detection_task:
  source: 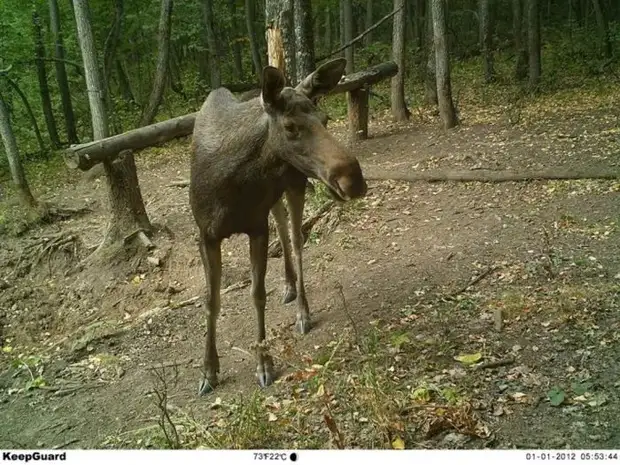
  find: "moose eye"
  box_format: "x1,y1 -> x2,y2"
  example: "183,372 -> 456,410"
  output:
284,122 -> 299,137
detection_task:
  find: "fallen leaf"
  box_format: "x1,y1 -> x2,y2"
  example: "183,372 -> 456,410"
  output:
268,412 -> 278,422
454,352 -> 483,365
548,387 -> 566,407
511,392 -> 528,402
316,384 -> 325,398
391,436 -> 405,450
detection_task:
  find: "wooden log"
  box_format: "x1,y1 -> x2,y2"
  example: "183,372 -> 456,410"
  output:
63,63 -> 398,171
64,113 -> 197,170
347,87 -> 369,140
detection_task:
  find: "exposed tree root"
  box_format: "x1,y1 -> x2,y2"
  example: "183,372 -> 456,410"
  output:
9,231 -> 82,277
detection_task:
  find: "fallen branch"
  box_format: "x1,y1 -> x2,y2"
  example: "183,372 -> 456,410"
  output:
365,168 -> 620,183
445,266 -> 497,300
268,201 -> 335,258
475,357 -> 515,370
316,6 -> 403,62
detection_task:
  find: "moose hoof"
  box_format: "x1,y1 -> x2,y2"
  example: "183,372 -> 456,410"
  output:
256,358 -> 275,388
296,316 -> 311,335
282,285 -> 297,304
198,377 -> 217,396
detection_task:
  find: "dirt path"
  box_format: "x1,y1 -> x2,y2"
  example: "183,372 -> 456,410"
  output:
1,98 -> 619,449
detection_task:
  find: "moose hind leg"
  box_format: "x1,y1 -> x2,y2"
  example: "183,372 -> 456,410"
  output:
285,186 -> 311,334
198,234 -> 222,396
271,198 -> 297,304
249,233 -> 275,387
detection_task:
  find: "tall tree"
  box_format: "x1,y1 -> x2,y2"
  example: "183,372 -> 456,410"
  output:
342,0 -> 354,73
431,0 -> 458,129
72,0 -> 151,256
479,0 -> 494,83
48,0 -> 78,144
202,0 -> 221,88
590,0 -> 612,58
0,92 -> 37,208
512,0 -> 528,79
32,10 -> 61,149
391,0 -> 409,121
527,0 -> 541,87
2,74 -> 46,154
424,0 -> 437,105
325,6 -> 332,52
140,0 -> 173,127
294,0 -> 315,82
364,0 -> 373,46
228,0 -> 244,80
245,0 -> 263,79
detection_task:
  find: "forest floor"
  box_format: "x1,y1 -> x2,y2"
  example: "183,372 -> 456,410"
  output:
0,79 -> 619,450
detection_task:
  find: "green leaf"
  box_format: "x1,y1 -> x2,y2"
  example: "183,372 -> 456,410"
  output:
411,387 -> 431,403
571,382 -> 592,396
1,346 -> 13,354
454,352 -> 483,365
548,387 -> 566,407
390,332 -> 410,350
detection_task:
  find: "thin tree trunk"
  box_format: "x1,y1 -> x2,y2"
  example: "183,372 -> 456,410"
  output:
33,10 -> 61,149
73,0 -> 151,252
325,6 -> 332,52
479,0 -> 494,83
343,0 -> 354,73
527,0 -> 541,88
203,0 -> 221,88
431,0 -> 458,129
294,0 -> 315,83
48,0 -> 78,144
364,0 -> 373,46
2,76 -> 46,154
591,0 -> 612,58
339,0 -> 345,59
140,0 -> 173,127
424,0 -> 437,105
0,93 -> 38,208
391,0 -> 409,121
229,0 -> 244,80
513,0 -> 528,79
116,59 -> 135,102
246,0 -> 263,79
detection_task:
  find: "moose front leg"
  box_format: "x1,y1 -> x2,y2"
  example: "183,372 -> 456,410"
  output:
285,185 -> 311,334
249,233 -> 275,388
198,234 -> 222,396
271,198 -> 297,304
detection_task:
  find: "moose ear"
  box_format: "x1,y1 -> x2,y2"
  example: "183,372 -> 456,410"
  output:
295,58 -> 346,100
261,66 -> 286,110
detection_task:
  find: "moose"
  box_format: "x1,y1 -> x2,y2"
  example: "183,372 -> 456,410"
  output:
189,58 -> 367,395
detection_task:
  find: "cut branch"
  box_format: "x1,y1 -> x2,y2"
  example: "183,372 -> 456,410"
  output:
316,5 -> 403,62
365,168 -> 620,183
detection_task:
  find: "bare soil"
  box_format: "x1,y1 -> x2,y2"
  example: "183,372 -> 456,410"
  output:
1,90 -> 619,450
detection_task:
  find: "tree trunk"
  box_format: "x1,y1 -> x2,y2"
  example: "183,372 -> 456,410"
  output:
424,0 -> 437,105
140,0 -> 173,127
591,0 -> 612,58
479,0 -> 494,83
3,76 -> 46,155
72,0 -> 152,254
246,0 -> 263,79
294,0 -> 315,83
513,0 -> 528,79
343,0 -> 354,73
325,6 -> 332,52
0,93 -> 38,208
391,0 -> 409,121
116,59 -> 135,102
203,0 -> 221,88
48,0 -> 79,144
527,0 -> 541,88
32,10 -> 61,149
229,0 -> 244,80
431,0 -> 458,129
364,0 -> 373,46
339,0 -> 345,58
265,0 -> 296,84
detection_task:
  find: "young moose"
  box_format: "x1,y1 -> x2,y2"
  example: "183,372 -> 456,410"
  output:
189,58 -> 367,395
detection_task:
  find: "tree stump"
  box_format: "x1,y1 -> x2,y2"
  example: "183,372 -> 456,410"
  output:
347,87 -> 369,140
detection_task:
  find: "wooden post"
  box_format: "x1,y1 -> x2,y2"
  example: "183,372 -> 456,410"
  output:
347,87 -> 369,140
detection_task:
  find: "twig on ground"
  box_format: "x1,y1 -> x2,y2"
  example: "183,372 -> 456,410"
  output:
52,438 -> 80,449
335,282 -> 360,349
475,357 -> 515,370
146,358 -> 193,371
445,266 -> 498,300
